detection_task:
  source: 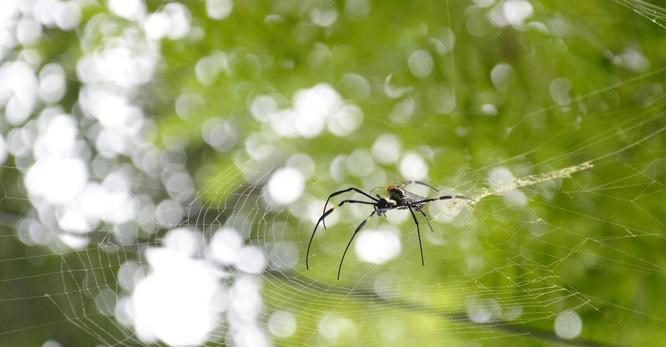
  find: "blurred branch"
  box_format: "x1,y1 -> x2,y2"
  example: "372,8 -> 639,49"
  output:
267,270 -> 616,347
0,211 -> 21,227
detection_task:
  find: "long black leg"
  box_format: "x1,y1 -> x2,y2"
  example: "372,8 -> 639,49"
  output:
322,188 -> 379,230
338,210 -> 376,280
408,195 -> 470,206
408,206 -> 425,266
399,181 -> 439,192
306,199 -> 376,270
415,207 -> 434,233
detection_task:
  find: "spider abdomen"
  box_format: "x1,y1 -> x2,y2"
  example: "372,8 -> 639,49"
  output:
387,187 -> 405,202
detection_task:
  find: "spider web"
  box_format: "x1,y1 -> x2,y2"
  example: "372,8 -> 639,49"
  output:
5,107 -> 664,346
0,0 -> 665,346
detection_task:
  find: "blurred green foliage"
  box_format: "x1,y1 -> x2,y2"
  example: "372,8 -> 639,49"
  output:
2,0 -> 666,346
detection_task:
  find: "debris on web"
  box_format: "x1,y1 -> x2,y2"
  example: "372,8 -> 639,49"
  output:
439,161 -> 594,216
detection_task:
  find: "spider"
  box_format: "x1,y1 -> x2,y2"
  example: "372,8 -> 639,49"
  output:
306,181 -> 469,279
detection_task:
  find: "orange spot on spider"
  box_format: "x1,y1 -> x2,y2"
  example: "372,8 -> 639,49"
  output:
386,185 -> 398,191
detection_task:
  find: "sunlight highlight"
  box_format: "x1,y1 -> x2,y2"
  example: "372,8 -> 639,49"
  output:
355,228 -> 402,264
131,248 -> 223,346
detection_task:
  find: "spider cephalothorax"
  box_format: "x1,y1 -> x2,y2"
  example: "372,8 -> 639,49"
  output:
374,197 -> 393,217
306,181 -> 469,279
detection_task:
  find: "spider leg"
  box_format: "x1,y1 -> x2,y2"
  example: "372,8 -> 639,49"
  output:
408,206 -> 425,266
337,210 -> 376,280
415,207 -> 435,233
399,181 -> 439,192
408,194 -> 470,205
322,188 -> 379,230
306,199 -> 377,270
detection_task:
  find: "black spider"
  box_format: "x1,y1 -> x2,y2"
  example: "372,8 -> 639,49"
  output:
306,181 -> 469,279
